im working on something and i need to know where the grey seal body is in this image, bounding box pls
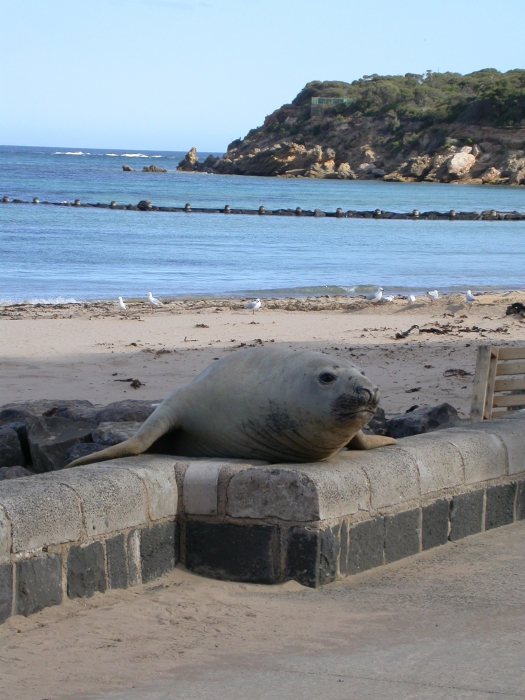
[66,347,395,468]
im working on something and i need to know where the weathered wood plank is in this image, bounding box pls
[470,345,493,422]
[495,361,525,376]
[496,347,525,361]
[494,377,525,392]
[483,351,499,419]
[492,394,525,408]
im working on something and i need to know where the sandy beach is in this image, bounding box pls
[1,291,524,418]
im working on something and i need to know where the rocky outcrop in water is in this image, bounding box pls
[142,164,167,173]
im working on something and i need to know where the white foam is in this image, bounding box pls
[106,153,118,156]
[0,297,81,306]
[121,153,148,157]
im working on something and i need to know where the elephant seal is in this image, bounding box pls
[66,347,395,467]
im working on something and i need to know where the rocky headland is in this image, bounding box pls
[178,69,525,185]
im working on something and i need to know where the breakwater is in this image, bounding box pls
[2,196,525,220]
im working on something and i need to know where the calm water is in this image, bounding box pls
[1,145,524,302]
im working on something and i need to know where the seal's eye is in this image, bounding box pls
[319,372,337,384]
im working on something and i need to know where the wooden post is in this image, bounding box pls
[483,347,499,420]
[470,345,493,422]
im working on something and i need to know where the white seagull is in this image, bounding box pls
[407,294,416,304]
[117,296,127,312]
[427,290,439,305]
[366,287,383,304]
[146,291,163,309]
[383,295,395,302]
[466,290,476,306]
[244,298,261,315]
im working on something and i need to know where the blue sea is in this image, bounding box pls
[1,145,524,303]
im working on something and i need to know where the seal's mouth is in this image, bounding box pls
[330,390,379,422]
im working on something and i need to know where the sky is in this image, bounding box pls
[1,0,525,152]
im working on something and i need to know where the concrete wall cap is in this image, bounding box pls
[442,428,508,484]
[345,447,419,510]
[395,433,464,495]
[467,419,525,476]
[183,461,225,516]
[0,478,83,552]
[98,455,178,521]
[51,466,147,536]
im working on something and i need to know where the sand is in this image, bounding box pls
[1,291,524,417]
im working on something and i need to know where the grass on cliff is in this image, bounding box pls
[292,69,525,128]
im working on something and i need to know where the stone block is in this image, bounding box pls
[183,461,224,516]
[285,524,340,587]
[397,434,464,494]
[0,477,82,552]
[346,517,384,575]
[384,509,420,564]
[0,505,10,563]
[449,490,484,541]
[17,554,62,616]
[106,534,128,589]
[445,429,507,485]
[127,530,141,586]
[422,499,450,550]
[27,416,97,472]
[63,443,106,465]
[140,521,177,583]
[0,466,33,481]
[186,521,278,584]
[349,447,419,510]
[107,456,177,521]
[516,481,525,521]
[53,466,146,536]
[0,426,24,467]
[67,542,106,599]
[301,458,371,520]
[0,563,13,623]
[469,420,525,476]
[93,400,161,423]
[485,483,517,530]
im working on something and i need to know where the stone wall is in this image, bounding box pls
[1,414,524,623]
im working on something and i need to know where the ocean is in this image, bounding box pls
[1,145,524,303]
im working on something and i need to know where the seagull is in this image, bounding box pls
[146,292,163,309]
[366,287,383,304]
[244,298,261,315]
[117,296,127,312]
[466,290,476,306]
[407,294,416,304]
[427,290,439,305]
[383,295,395,302]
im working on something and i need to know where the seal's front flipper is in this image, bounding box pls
[347,430,397,450]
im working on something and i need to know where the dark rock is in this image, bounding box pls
[17,554,62,616]
[0,465,34,481]
[362,406,388,435]
[140,521,177,583]
[122,164,134,171]
[93,400,161,423]
[0,399,94,420]
[63,442,106,465]
[506,302,525,316]
[1,422,31,464]
[177,147,200,172]
[27,416,97,472]
[186,521,277,584]
[142,164,167,173]
[385,403,459,438]
[92,421,142,446]
[0,426,24,467]
[67,543,106,599]
[137,200,152,210]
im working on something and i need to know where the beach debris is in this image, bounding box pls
[427,289,439,305]
[244,298,261,315]
[444,368,473,377]
[395,324,419,339]
[130,379,143,389]
[506,302,525,316]
[405,387,421,393]
[405,405,419,413]
[196,323,209,328]
[146,291,163,309]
